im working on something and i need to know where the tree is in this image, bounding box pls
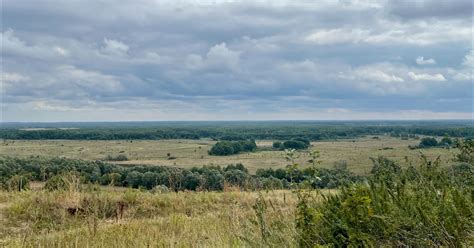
[125,171,143,188]
[142,171,159,189]
[439,137,453,147]
[224,169,248,188]
[283,140,309,150]
[419,137,438,148]
[209,140,257,156]
[273,141,283,149]
[183,172,201,190]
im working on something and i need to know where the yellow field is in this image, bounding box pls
[1,136,456,174]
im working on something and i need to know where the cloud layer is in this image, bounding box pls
[1,0,473,121]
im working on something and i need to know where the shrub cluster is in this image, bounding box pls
[104,154,129,161]
[256,164,361,189]
[410,136,456,149]
[0,155,362,192]
[295,155,474,247]
[272,138,310,150]
[208,140,257,156]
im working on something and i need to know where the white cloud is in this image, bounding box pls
[56,65,124,93]
[462,50,473,68]
[186,43,241,71]
[416,56,436,65]
[1,29,55,59]
[206,43,241,69]
[305,23,471,46]
[101,38,129,56]
[305,28,370,45]
[353,67,404,83]
[54,46,69,56]
[2,72,29,83]
[1,72,30,93]
[452,50,473,81]
[408,71,446,81]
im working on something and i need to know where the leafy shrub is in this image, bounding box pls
[151,185,169,193]
[456,138,474,163]
[295,157,474,247]
[283,140,309,150]
[439,136,453,147]
[224,169,248,188]
[209,140,257,156]
[5,174,30,191]
[44,175,68,191]
[418,137,438,148]
[105,154,128,161]
[272,141,283,149]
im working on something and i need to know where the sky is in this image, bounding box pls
[1,0,473,122]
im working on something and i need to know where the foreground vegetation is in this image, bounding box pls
[296,156,473,247]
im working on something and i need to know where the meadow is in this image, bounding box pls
[1,136,456,174]
[0,186,308,247]
[0,122,472,247]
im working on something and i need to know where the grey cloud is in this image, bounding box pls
[1,0,472,121]
[388,0,473,20]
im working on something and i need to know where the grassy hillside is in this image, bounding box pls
[0,188,308,247]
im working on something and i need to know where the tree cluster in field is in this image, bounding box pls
[1,122,472,141]
[272,138,310,150]
[0,155,361,192]
[409,136,455,149]
[208,140,257,156]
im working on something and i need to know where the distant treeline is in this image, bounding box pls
[1,124,473,140]
[0,156,362,191]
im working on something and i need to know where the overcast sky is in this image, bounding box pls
[1,0,473,121]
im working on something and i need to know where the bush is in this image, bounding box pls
[224,169,248,188]
[272,141,283,149]
[295,157,474,247]
[44,175,68,191]
[455,139,474,164]
[44,173,82,192]
[283,140,309,150]
[5,175,30,191]
[209,140,257,156]
[151,185,169,193]
[439,137,453,147]
[105,154,128,161]
[419,137,438,148]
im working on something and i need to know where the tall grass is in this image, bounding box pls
[0,186,305,247]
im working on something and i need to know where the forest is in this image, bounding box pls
[1,121,473,140]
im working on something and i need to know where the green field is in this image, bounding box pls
[1,136,456,174]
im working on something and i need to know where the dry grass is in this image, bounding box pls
[0,187,323,247]
[1,136,455,174]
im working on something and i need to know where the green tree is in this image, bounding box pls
[419,137,438,148]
